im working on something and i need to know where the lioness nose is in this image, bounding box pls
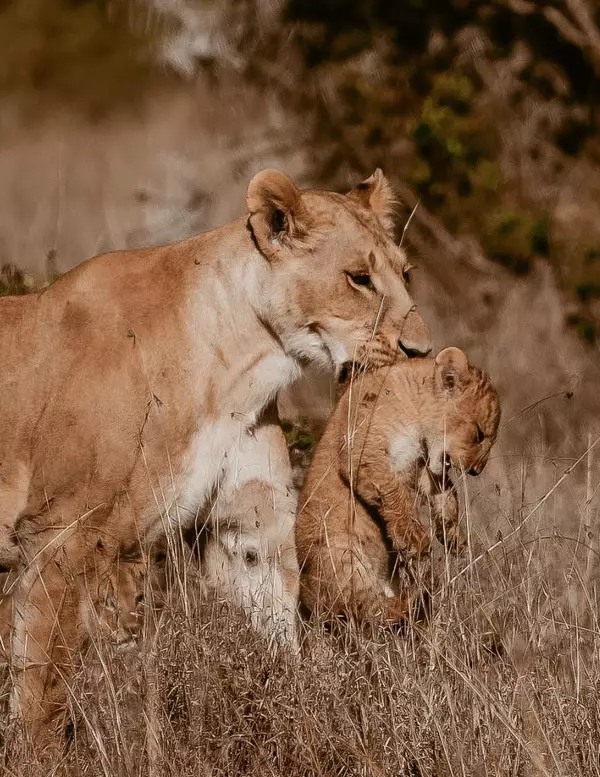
[398,310,431,357]
[399,340,432,358]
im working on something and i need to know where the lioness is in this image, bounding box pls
[0,169,430,741]
[296,347,500,628]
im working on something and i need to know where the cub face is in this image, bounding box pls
[432,347,501,477]
[79,540,165,651]
[201,479,300,648]
[246,169,430,373]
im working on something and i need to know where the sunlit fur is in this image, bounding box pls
[296,348,501,629]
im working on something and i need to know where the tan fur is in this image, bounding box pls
[0,553,157,659]
[295,348,501,629]
[0,571,13,665]
[0,169,429,742]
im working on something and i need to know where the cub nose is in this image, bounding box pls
[469,451,490,477]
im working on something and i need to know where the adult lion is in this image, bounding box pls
[0,168,430,744]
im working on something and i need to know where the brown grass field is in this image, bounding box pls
[1,84,600,776]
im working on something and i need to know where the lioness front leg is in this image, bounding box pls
[11,529,93,750]
[0,461,30,570]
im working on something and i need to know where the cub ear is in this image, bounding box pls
[435,347,469,392]
[347,169,396,234]
[246,169,307,261]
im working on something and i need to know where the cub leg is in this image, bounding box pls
[299,518,413,630]
[339,397,430,559]
[419,470,465,552]
[342,456,430,560]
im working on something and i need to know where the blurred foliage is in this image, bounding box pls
[281,418,314,453]
[0,0,167,117]
[222,0,600,342]
[0,263,35,296]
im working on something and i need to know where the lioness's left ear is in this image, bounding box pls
[246,169,308,261]
[435,347,469,392]
[347,169,396,234]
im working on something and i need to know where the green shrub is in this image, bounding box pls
[281,419,315,453]
[481,209,540,275]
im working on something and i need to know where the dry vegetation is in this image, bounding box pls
[1,280,600,776]
[2,3,600,774]
[2,431,600,777]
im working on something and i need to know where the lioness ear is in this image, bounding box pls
[435,347,469,392]
[347,169,396,234]
[246,169,307,261]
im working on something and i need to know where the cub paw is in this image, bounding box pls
[356,336,396,369]
[436,522,467,553]
[0,540,22,573]
[400,523,431,559]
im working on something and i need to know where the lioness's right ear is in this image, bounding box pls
[347,169,396,234]
[435,347,469,393]
[246,169,307,261]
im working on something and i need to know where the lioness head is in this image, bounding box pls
[246,169,430,373]
[431,347,501,477]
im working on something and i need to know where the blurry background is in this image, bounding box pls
[2,0,600,628]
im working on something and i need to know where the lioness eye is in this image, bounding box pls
[346,271,375,291]
[402,265,413,285]
[475,425,485,443]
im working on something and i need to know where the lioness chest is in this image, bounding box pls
[144,350,300,538]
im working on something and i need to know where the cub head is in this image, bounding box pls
[431,347,501,477]
[246,169,430,373]
[79,539,161,652]
[201,481,300,649]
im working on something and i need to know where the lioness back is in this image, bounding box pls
[296,348,501,628]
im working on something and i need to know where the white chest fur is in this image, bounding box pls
[388,431,422,475]
[174,350,300,524]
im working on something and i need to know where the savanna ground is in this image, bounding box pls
[2,2,600,774]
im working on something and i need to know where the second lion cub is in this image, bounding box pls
[296,347,501,628]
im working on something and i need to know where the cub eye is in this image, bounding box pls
[346,271,375,292]
[475,425,485,443]
[402,265,413,285]
[245,549,259,567]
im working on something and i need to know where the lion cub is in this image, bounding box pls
[0,546,163,662]
[295,347,500,628]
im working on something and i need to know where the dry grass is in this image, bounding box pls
[2,79,600,777]
[3,490,600,777]
[2,347,600,776]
